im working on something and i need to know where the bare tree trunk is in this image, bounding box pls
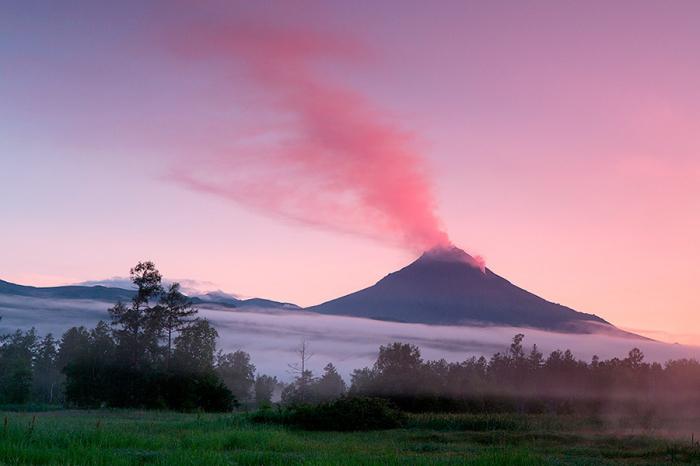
[288,339,313,403]
[167,327,172,370]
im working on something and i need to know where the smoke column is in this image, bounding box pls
[170,21,451,251]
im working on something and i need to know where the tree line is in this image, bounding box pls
[348,335,700,416]
[0,262,274,410]
[2,262,700,414]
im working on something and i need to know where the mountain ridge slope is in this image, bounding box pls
[307,246,634,335]
[0,279,298,310]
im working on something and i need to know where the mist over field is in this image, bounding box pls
[2,295,697,381]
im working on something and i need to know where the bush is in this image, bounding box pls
[64,363,236,412]
[249,405,290,424]
[162,372,237,413]
[252,397,405,431]
[408,413,530,431]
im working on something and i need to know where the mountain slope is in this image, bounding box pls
[0,280,299,310]
[0,279,134,302]
[307,246,622,334]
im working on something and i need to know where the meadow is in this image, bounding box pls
[0,409,698,465]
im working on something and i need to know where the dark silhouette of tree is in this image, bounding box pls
[109,261,164,367]
[349,367,376,396]
[509,333,525,360]
[528,344,544,370]
[217,350,256,403]
[313,363,346,402]
[32,333,60,404]
[59,262,232,411]
[626,347,645,368]
[281,369,315,405]
[287,339,313,403]
[254,374,278,406]
[173,318,218,374]
[131,261,163,305]
[0,329,37,404]
[89,321,116,363]
[373,342,424,397]
[159,283,197,367]
[108,301,139,364]
[375,342,423,374]
[57,326,91,371]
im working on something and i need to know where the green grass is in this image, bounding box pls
[0,410,697,465]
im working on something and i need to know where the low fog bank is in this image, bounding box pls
[201,306,700,380]
[0,295,109,335]
[1,295,698,381]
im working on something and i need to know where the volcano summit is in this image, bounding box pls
[309,246,627,334]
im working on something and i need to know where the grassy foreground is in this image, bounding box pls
[0,410,698,465]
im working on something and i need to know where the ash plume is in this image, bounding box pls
[169,20,451,252]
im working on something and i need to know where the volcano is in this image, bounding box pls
[308,246,627,334]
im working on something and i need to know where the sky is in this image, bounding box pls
[1,1,699,344]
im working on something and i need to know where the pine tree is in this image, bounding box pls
[159,283,197,367]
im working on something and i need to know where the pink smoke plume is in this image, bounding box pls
[169,21,450,251]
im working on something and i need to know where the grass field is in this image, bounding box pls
[0,409,698,465]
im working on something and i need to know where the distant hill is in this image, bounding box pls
[307,246,640,336]
[0,279,134,302]
[0,279,299,310]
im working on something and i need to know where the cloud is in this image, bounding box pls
[75,276,233,298]
[0,295,110,337]
[77,277,136,289]
[201,306,700,380]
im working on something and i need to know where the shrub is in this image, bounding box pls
[249,405,290,424]
[64,363,236,412]
[162,372,237,412]
[252,397,405,431]
[408,413,530,431]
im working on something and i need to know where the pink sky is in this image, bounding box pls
[1,1,698,343]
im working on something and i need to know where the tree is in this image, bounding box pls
[287,339,313,403]
[130,261,163,306]
[49,261,242,412]
[527,344,544,370]
[288,339,312,376]
[32,334,60,404]
[349,367,378,395]
[509,334,526,361]
[373,342,423,396]
[61,324,116,408]
[625,348,645,368]
[0,329,37,404]
[375,342,423,374]
[254,374,278,406]
[57,326,91,371]
[159,283,197,366]
[173,319,218,374]
[217,350,256,403]
[312,363,346,402]
[109,261,164,367]
[109,301,144,366]
[281,370,315,405]
[89,321,116,363]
